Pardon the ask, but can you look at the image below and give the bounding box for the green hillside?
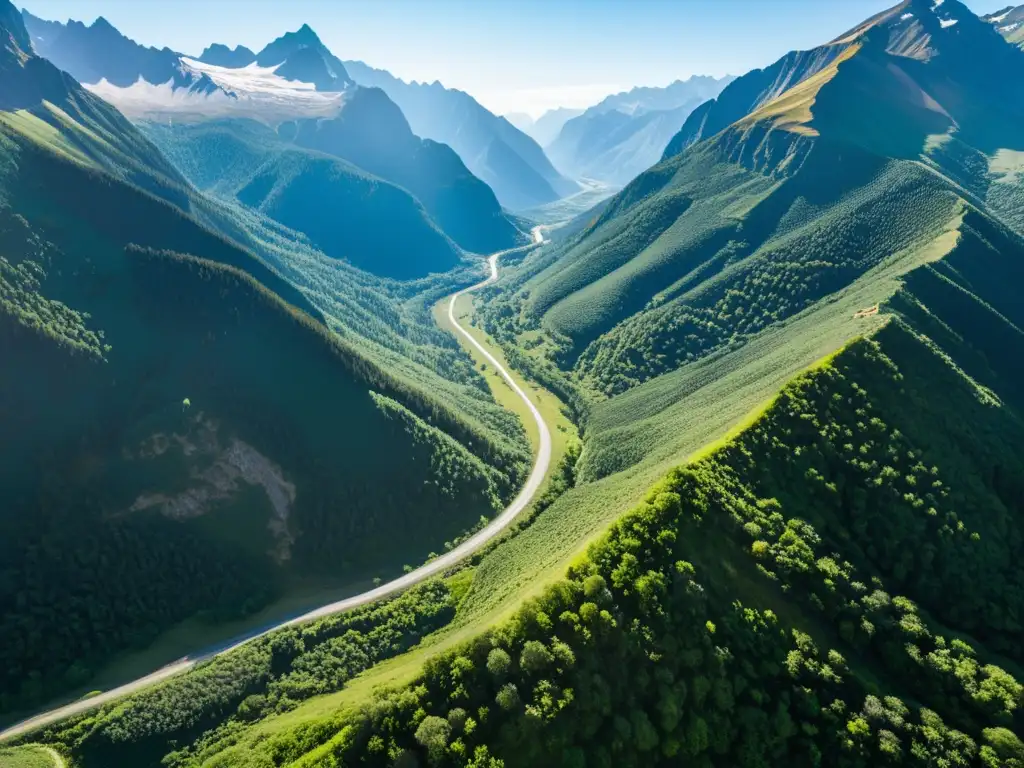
[280,313,1024,768]
[140,120,462,280]
[478,0,1024,403]
[7,1,1024,765]
[0,9,530,719]
[31,209,1024,765]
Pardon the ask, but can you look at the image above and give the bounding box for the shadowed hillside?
[141,119,462,279]
[285,86,524,254]
[0,5,528,716]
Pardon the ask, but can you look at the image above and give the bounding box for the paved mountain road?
[0,227,550,743]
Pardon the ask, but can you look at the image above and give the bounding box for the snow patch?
[940,18,958,28]
[901,12,915,20]
[181,56,319,93]
[1001,22,1020,31]
[932,0,944,7]
[989,9,1011,23]
[85,58,344,123]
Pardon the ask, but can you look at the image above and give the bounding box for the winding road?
[0,227,551,743]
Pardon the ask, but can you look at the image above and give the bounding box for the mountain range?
[21,11,526,260]
[504,107,585,149]
[6,0,1024,765]
[22,10,579,214]
[984,4,1024,45]
[529,0,1024,399]
[545,74,734,186]
[342,59,578,210]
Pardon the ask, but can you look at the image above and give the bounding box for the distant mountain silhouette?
[547,75,733,185]
[17,12,521,252]
[283,85,522,252]
[344,59,577,210]
[529,107,585,146]
[21,9,194,88]
[197,42,256,68]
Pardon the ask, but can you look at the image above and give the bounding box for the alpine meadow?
[1,0,1023,767]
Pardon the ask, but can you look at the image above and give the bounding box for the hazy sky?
[20,0,1009,117]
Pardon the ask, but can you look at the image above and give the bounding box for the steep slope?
[284,85,523,253]
[21,10,200,90]
[274,45,345,91]
[141,119,461,279]
[14,3,1024,765]
[985,5,1024,46]
[255,24,352,90]
[547,75,733,185]
[0,7,525,717]
[344,59,577,210]
[661,44,850,159]
[487,0,1024,400]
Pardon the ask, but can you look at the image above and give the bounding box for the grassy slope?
[299,308,1024,766]
[179,0,1024,755]
[0,745,62,767]
[70,201,1024,764]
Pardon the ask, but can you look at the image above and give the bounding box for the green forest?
[26,316,1024,767]
[0,118,527,715]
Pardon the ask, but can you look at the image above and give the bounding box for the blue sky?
[20,0,1009,116]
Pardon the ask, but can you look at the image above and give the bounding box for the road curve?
[0,227,551,743]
